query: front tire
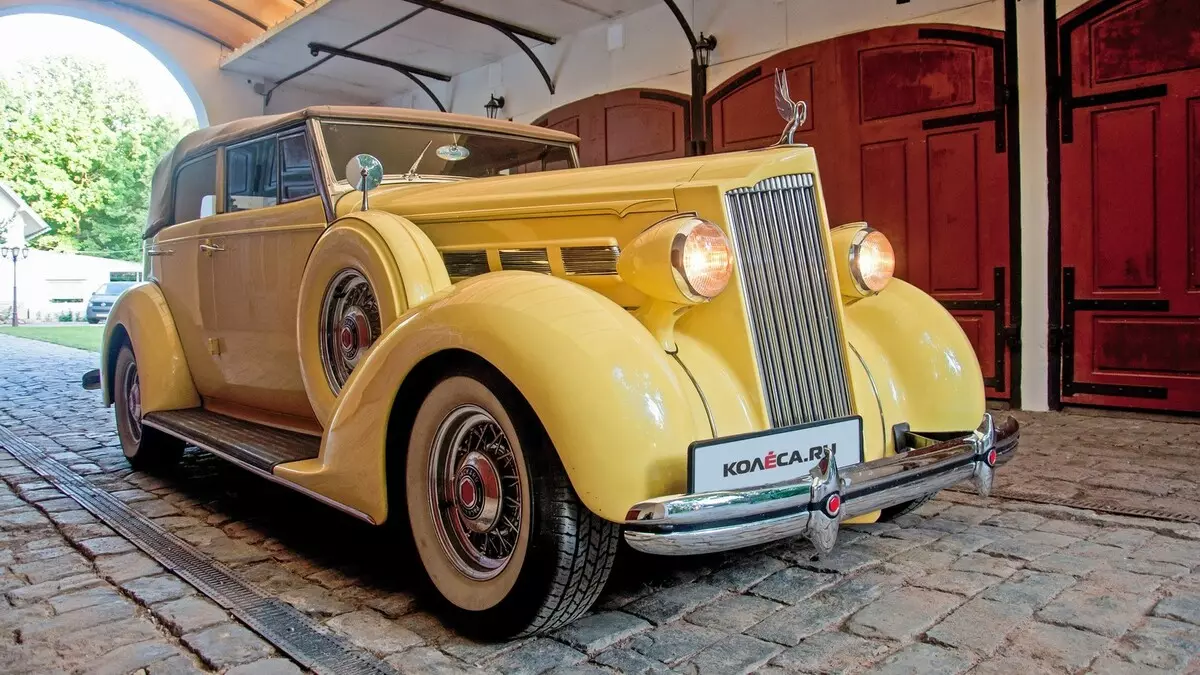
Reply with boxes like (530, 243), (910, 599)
(406, 368), (619, 639)
(113, 345), (184, 469)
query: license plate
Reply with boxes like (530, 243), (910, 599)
(688, 416), (863, 493)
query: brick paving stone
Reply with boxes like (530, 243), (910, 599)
(929, 532), (997, 555)
(980, 530), (1078, 561)
(910, 569), (1003, 596)
(367, 591), (418, 618)
(225, 658), (304, 674)
(182, 623), (275, 669)
(1038, 574), (1158, 637)
(485, 637), (586, 675)
(950, 553), (1021, 578)
(938, 505), (1000, 525)
(748, 569), (902, 646)
(1111, 617), (1200, 671)
(627, 621), (725, 664)
(94, 550), (165, 582)
(90, 640), (185, 675)
(865, 643), (974, 675)
(592, 647), (672, 674)
(5, 572), (101, 605)
(966, 655), (1058, 675)
(625, 583), (725, 625)
(846, 587), (964, 640)
(1025, 552), (1105, 577)
(980, 570), (1076, 609)
(11, 550), (93, 583)
(682, 634), (780, 675)
(1134, 537), (1200, 567)
(1088, 527), (1156, 550)
(154, 596), (229, 635)
(769, 631), (893, 673)
(686, 593), (781, 633)
(749, 566), (839, 604)
(790, 544), (882, 574)
(385, 646), (477, 675)
(1153, 591), (1200, 625)
(553, 611), (652, 654)
(47, 585), (124, 613)
(19, 598), (137, 638)
(984, 512), (1047, 530)
(79, 535), (138, 556)
(1003, 622), (1111, 672)
(326, 609), (425, 655)
(121, 574), (196, 605)
(279, 583), (356, 617)
(926, 597), (1033, 655)
(705, 553), (787, 592)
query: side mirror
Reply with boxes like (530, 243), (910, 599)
(345, 154), (383, 192)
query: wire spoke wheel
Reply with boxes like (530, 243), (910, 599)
(123, 362), (143, 445)
(319, 269), (381, 392)
(429, 405), (523, 580)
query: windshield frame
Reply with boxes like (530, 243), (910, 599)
(312, 118), (580, 191)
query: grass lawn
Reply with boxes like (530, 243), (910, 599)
(0, 325), (104, 352)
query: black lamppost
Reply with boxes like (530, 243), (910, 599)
(0, 245), (29, 327)
(484, 94), (506, 120)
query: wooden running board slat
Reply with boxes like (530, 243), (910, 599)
(143, 409), (319, 472)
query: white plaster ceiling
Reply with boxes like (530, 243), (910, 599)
(222, 0), (660, 104)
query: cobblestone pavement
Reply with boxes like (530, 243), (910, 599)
(0, 333), (1198, 674)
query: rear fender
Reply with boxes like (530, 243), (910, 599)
(274, 272), (711, 524)
(100, 282), (200, 413)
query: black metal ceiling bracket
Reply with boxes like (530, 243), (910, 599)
(400, 0), (558, 94)
(661, 0), (716, 156)
(308, 42), (450, 112)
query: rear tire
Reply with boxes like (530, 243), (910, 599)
(879, 495), (934, 521)
(113, 345), (184, 469)
(405, 367), (619, 639)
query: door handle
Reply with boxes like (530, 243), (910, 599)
(199, 241), (225, 254)
(146, 248), (174, 256)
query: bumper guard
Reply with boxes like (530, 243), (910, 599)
(623, 413), (1018, 556)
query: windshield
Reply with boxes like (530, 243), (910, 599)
(96, 282), (135, 295)
(320, 121), (576, 183)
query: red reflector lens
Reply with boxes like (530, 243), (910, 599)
(986, 448), (997, 467)
(824, 493), (841, 516)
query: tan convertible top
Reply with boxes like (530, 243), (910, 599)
(145, 105), (581, 237)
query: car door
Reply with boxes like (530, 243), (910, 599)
(149, 152), (229, 399)
(196, 128), (327, 424)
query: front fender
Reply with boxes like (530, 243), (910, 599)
(274, 272), (711, 524)
(843, 279), (986, 454)
(100, 282), (200, 413)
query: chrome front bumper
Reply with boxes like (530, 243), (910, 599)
(623, 413), (1018, 556)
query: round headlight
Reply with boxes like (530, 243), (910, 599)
(672, 220), (733, 299)
(850, 228), (895, 293)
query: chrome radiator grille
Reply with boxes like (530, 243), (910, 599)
(724, 173), (853, 428)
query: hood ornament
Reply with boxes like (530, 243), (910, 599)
(773, 68), (808, 146)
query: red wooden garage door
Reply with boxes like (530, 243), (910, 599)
(706, 25), (1016, 400)
(1058, 0), (1200, 413)
(533, 88), (690, 167)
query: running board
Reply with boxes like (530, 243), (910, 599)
(143, 409), (375, 525)
(143, 408), (319, 472)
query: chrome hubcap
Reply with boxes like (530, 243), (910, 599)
(320, 269), (380, 392)
(429, 405), (522, 580)
(124, 363), (142, 445)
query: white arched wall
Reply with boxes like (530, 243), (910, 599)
(0, 0), (265, 125)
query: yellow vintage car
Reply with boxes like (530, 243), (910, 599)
(92, 105), (1017, 638)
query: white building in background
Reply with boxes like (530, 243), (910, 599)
(1, 182), (140, 323)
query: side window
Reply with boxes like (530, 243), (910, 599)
(226, 136), (278, 212)
(173, 154), (217, 224)
(280, 132), (318, 202)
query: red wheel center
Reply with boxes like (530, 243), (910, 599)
(339, 325), (355, 350)
(458, 476), (477, 509)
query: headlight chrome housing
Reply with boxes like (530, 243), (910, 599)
(619, 214), (733, 304)
(832, 223), (895, 299)
(849, 227), (895, 294)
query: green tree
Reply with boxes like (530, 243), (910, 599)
(0, 55), (193, 261)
